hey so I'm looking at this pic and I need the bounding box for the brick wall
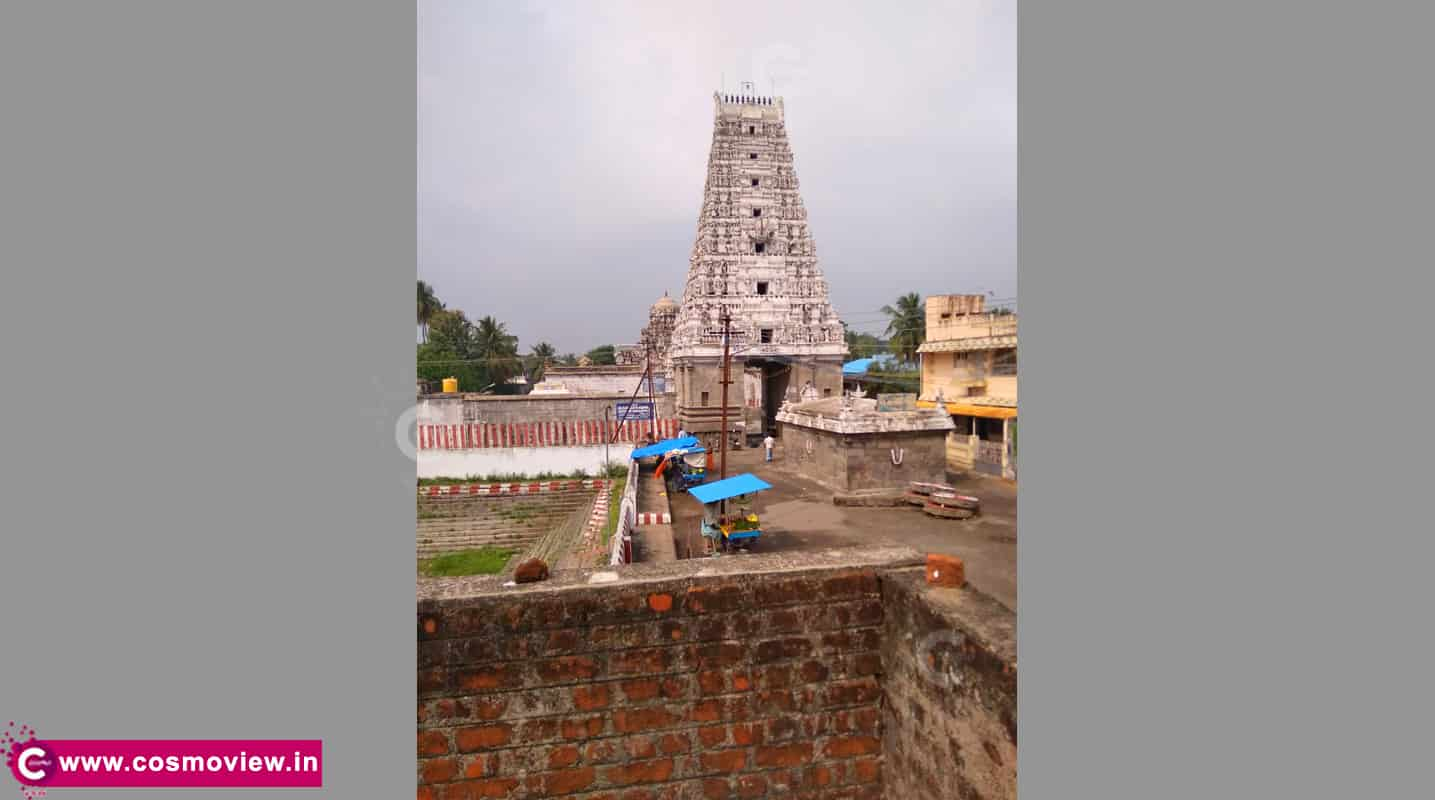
[880,570,1016,800]
[417,547,1016,800]
[417,549,914,799]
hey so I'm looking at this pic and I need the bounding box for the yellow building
[916,295,1017,480]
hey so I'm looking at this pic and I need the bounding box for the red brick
[546,628,581,652]
[731,724,758,746]
[754,637,811,664]
[547,745,581,769]
[462,754,497,779]
[855,600,883,626]
[702,778,732,799]
[701,748,748,773]
[661,620,685,641]
[822,571,878,597]
[658,732,691,754]
[824,735,881,758]
[620,678,661,702]
[692,642,746,669]
[455,724,511,752]
[573,684,610,710]
[684,584,748,613]
[926,553,966,588]
[560,715,605,740]
[736,773,768,798]
[854,758,881,783]
[698,671,727,695]
[584,740,618,763]
[648,593,674,612]
[442,777,519,798]
[418,786,435,800]
[419,669,446,695]
[611,648,670,675]
[421,616,439,635]
[604,758,675,786]
[614,707,683,733]
[419,730,450,757]
[824,678,881,708]
[471,699,507,720]
[544,766,597,795]
[800,660,830,683]
[535,655,600,684]
[755,742,813,768]
[455,664,522,692]
[515,718,559,745]
[698,725,727,748]
[422,757,458,783]
[731,674,752,692]
[625,735,657,759]
[690,699,722,722]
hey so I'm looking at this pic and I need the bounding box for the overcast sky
[419,0,1015,354]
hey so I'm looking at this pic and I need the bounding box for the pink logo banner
[6,739,322,789]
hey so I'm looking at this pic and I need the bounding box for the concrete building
[916,294,1018,480]
[529,365,657,397]
[668,88,847,445]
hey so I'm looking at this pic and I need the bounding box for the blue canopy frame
[630,435,700,460]
[688,474,773,505]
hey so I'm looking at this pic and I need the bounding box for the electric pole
[645,344,657,441]
[718,309,732,481]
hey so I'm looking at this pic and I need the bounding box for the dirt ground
[662,444,1017,611]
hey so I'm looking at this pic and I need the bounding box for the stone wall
[416,548,1017,800]
[778,426,950,493]
[881,569,1016,800]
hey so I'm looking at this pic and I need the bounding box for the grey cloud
[420,0,1015,352]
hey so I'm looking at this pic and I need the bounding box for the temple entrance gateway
[668,91,849,438]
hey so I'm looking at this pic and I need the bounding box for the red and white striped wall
[635,512,672,525]
[417,418,682,451]
[418,479,610,497]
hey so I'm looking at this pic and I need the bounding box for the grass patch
[418,463,626,487]
[419,547,516,577]
[602,475,627,546]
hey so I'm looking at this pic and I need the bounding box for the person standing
[763,433,775,462]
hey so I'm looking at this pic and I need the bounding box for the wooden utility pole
[645,344,657,441]
[718,310,732,481]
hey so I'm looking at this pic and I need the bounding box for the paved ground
[664,444,1017,611]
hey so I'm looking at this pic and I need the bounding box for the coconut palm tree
[417,280,443,343]
[472,315,521,388]
[527,341,557,384]
[880,292,925,366]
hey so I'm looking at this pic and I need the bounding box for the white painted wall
[418,445,619,479]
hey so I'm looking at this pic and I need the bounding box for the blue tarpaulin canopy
[688,473,773,505]
[630,435,700,460]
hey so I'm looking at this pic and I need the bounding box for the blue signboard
[616,401,655,422]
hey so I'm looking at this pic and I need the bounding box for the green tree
[527,341,557,384]
[880,292,925,366]
[473,316,522,393]
[584,344,617,365]
[843,327,887,357]
[417,280,443,343]
[426,308,472,355]
[557,353,579,366]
